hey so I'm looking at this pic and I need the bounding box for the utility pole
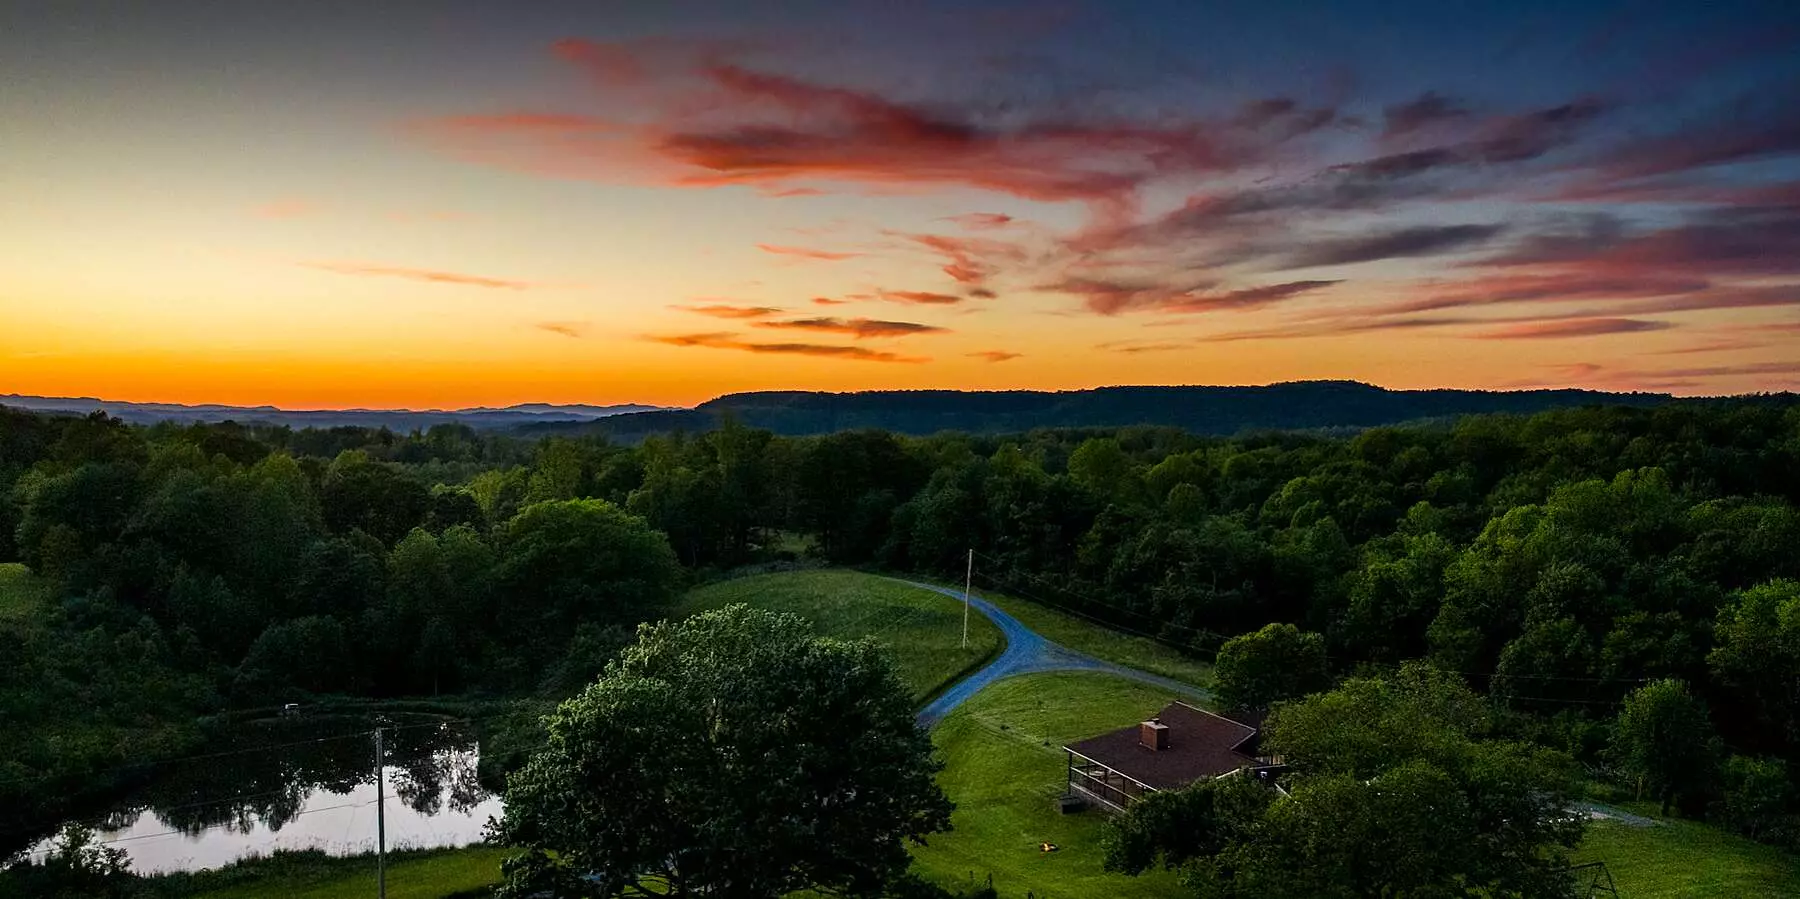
[962,549,973,649]
[375,727,386,899]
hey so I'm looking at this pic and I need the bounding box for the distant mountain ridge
[6,381,1730,438]
[519,381,1687,439]
[0,394,663,430]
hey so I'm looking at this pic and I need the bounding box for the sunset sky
[4,0,1799,409]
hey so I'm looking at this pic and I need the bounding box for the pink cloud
[945,212,1017,230]
[755,243,863,261]
[418,39,1300,210]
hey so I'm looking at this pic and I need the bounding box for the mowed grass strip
[1573,815,1800,898]
[178,846,510,899]
[0,562,48,620]
[908,671,1192,899]
[678,570,1002,704]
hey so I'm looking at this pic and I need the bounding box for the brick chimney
[1140,717,1169,751]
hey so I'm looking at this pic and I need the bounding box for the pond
[27,713,504,875]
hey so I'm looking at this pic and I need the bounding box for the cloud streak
[1476,317,1674,339]
[671,304,784,319]
[877,289,965,305]
[646,331,925,362]
[752,316,948,338]
[755,243,863,260]
[299,260,535,289]
[1280,223,1507,269]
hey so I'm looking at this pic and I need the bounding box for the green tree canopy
[492,605,952,898]
[1211,622,1329,711]
[1611,678,1722,815]
[1709,579,1800,751]
[1108,663,1584,898]
[497,499,681,649]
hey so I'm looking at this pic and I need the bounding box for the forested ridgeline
[3,398,1800,854]
[523,380,1676,438]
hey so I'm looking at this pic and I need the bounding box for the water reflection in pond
[32,714,503,875]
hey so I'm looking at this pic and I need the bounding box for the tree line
[4,399,1800,860]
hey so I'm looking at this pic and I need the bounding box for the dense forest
[4,397,1800,862]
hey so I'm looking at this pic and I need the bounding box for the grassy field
[1573,814,1800,898]
[0,562,47,620]
[909,671,1194,899]
[163,847,510,899]
[677,570,1004,703]
[909,574,1213,687]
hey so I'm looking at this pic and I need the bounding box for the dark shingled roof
[1065,702,1258,791]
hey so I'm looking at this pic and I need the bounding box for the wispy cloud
[897,232,1029,286]
[536,321,586,338]
[1162,280,1342,314]
[1475,317,1674,339]
[671,303,783,319]
[417,37,1342,210]
[1046,276,1339,315]
[878,289,965,305]
[299,260,535,289]
[1381,92,1471,140]
[755,243,864,261]
[752,317,948,338]
[1279,223,1508,269]
[945,212,1018,230]
[968,350,1022,362]
[646,331,925,362]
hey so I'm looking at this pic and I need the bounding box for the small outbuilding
[1063,701,1280,812]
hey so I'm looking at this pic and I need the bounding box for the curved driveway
[896,579,1212,727]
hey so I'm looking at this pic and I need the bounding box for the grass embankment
[150,847,511,899]
[678,570,1004,703]
[0,562,47,620]
[1574,812,1800,898]
[909,671,1193,899]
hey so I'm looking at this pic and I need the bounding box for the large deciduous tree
[1611,678,1721,815]
[1211,622,1329,711]
[497,499,681,645]
[1709,579,1800,752]
[492,605,952,899]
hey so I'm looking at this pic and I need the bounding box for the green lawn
[678,570,1003,703]
[1573,815,1800,898]
[167,847,510,899]
[0,562,47,620]
[911,574,1213,687]
[909,671,1194,899]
